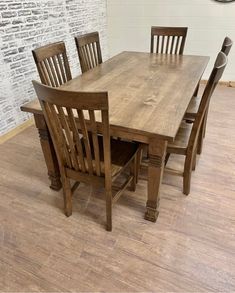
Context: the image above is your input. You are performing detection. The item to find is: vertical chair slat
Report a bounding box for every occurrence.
[56,106,80,171]
[156,36,159,53]
[89,43,96,68]
[85,45,93,70]
[161,36,165,54]
[77,109,94,175]
[83,46,90,71]
[44,59,55,87]
[80,47,88,72]
[43,102,72,169]
[52,56,63,85]
[82,46,89,71]
[38,62,50,85]
[179,36,186,54]
[87,44,94,68]
[150,35,154,53]
[88,110,101,176]
[166,36,170,54]
[93,43,98,67]
[92,42,98,65]
[48,103,72,168]
[96,40,103,64]
[175,37,180,54]
[57,54,67,84]
[66,108,86,173]
[82,46,89,70]
[170,36,175,54]
[62,52,72,81]
[78,48,85,72]
[48,57,59,87]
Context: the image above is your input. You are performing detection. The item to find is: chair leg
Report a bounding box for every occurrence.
[105,189,112,231]
[183,155,193,195]
[61,176,72,217]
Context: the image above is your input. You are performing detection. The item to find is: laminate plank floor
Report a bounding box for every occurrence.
[0,86,235,292]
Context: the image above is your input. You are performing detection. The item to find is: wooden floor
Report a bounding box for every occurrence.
[0,86,235,292]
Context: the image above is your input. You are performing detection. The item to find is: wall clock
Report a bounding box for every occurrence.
[213,0,235,2]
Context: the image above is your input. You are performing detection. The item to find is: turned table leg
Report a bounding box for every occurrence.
[34,114,62,191]
[145,138,167,222]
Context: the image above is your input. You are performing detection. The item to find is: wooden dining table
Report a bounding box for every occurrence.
[21,51,209,222]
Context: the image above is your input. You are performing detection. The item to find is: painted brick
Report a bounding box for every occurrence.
[0,0,108,135]
[1,11,17,18]
[8,3,23,10]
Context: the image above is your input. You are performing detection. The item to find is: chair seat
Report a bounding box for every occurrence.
[185,96,201,119]
[167,121,193,155]
[81,136,139,178]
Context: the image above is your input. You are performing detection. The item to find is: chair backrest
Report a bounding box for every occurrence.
[32,42,72,87]
[221,37,233,56]
[188,52,227,153]
[32,81,110,180]
[151,26,188,54]
[75,32,103,73]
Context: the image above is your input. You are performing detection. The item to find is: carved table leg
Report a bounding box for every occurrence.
[34,114,62,191]
[145,138,167,222]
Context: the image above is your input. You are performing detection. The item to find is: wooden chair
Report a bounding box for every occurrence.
[75,32,102,73]
[165,52,227,195]
[32,81,140,231]
[185,37,233,154]
[150,26,188,54]
[32,42,72,87]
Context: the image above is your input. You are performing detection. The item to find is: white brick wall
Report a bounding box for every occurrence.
[107,0,235,81]
[0,0,108,135]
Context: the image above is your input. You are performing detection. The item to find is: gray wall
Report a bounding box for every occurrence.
[0,0,108,135]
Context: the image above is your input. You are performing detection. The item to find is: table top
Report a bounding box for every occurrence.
[21,51,209,142]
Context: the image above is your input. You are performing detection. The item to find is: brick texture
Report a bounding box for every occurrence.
[0,0,108,135]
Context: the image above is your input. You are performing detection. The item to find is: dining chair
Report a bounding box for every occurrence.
[165,51,227,195]
[75,32,103,73]
[32,41,72,87]
[185,37,233,154]
[32,81,141,231]
[150,26,188,54]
